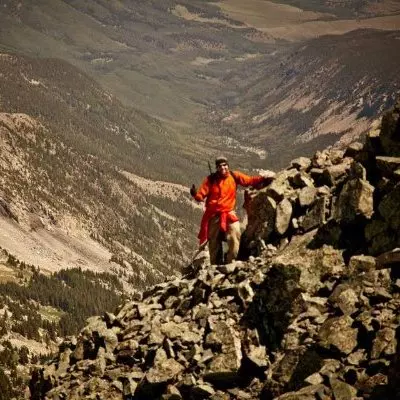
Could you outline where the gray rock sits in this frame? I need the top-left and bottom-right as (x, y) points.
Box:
(329, 377), (357, 400)
(246, 345), (269, 368)
(347, 349), (366, 366)
(348, 255), (377, 274)
(299, 196), (328, 232)
(378, 184), (400, 230)
(160, 321), (201, 344)
(310, 167), (324, 183)
(272, 232), (344, 292)
(318, 316), (358, 354)
(329, 285), (359, 316)
(298, 187), (317, 208)
(274, 384), (327, 399)
(56, 349), (72, 377)
(291, 157), (312, 171)
(365, 219), (394, 255)
(312, 150), (331, 169)
(275, 198), (293, 235)
(191, 384), (215, 397)
(334, 178), (374, 223)
(146, 349), (184, 384)
(244, 193), (276, 244)
(205, 322), (242, 382)
(379, 102), (400, 156)
(122, 377), (138, 396)
(304, 372), (324, 385)
(371, 328), (396, 359)
(322, 160), (352, 186)
(344, 141), (364, 158)
(291, 172), (314, 189)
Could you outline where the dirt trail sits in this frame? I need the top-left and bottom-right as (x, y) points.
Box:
(0, 216), (113, 274)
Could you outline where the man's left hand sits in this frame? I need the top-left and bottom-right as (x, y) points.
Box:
(262, 176), (274, 186)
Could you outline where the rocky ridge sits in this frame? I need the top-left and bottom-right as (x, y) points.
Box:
(29, 101), (400, 399)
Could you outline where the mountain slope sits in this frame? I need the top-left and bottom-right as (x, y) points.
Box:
(1, 1), (399, 171)
(0, 0), (273, 122)
(0, 52), (201, 288)
(205, 29), (400, 169)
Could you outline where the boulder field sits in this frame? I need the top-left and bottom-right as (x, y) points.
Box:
(30, 101), (400, 399)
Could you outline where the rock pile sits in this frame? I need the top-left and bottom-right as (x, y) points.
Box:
(30, 102), (400, 399)
(241, 99), (400, 259)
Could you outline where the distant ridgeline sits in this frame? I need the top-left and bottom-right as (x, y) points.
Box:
(30, 101), (400, 399)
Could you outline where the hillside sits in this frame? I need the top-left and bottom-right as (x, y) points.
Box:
(1, 1), (399, 169)
(205, 29), (400, 169)
(0, 52), (202, 288)
(29, 99), (400, 400)
(269, 0), (400, 18)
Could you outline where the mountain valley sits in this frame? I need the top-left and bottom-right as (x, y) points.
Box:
(0, 0), (399, 398)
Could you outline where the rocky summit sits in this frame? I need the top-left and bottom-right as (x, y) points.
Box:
(29, 101), (400, 399)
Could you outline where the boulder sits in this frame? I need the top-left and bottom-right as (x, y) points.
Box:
(298, 187), (317, 208)
(329, 377), (357, 400)
(318, 316), (358, 355)
(379, 100), (400, 156)
(272, 231), (344, 293)
(244, 192), (276, 244)
(275, 198), (293, 236)
(329, 284), (359, 316)
(348, 255), (376, 274)
(290, 157), (312, 171)
(376, 156), (400, 177)
(334, 178), (374, 223)
(299, 196), (328, 232)
(322, 159), (352, 186)
(344, 141), (364, 158)
(378, 183), (400, 230)
(146, 349), (184, 384)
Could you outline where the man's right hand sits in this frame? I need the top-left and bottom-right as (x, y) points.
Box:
(262, 176), (275, 186)
(190, 184), (197, 197)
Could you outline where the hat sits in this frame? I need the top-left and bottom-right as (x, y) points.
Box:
(215, 156), (228, 167)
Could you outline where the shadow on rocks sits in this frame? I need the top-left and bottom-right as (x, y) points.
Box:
(307, 218), (369, 264)
(241, 264), (302, 353)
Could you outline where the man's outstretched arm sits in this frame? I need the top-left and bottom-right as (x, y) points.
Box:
(233, 171), (274, 188)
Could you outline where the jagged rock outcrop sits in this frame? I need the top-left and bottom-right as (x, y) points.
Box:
(30, 102), (400, 399)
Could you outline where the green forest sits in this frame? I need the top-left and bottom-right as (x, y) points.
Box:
(0, 252), (128, 398)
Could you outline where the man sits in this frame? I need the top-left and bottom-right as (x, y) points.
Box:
(190, 156), (271, 264)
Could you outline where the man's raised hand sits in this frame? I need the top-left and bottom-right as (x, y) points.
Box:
(190, 184), (197, 197)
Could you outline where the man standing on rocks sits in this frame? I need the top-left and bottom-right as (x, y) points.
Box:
(190, 156), (272, 264)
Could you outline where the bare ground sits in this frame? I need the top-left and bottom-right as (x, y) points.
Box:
(0, 216), (114, 275)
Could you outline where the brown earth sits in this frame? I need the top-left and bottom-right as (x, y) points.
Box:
(215, 0), (400, 41)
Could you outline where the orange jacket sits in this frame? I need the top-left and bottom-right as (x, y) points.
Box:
(194, 171), (264, 213)
(194, 171), (264, 244)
